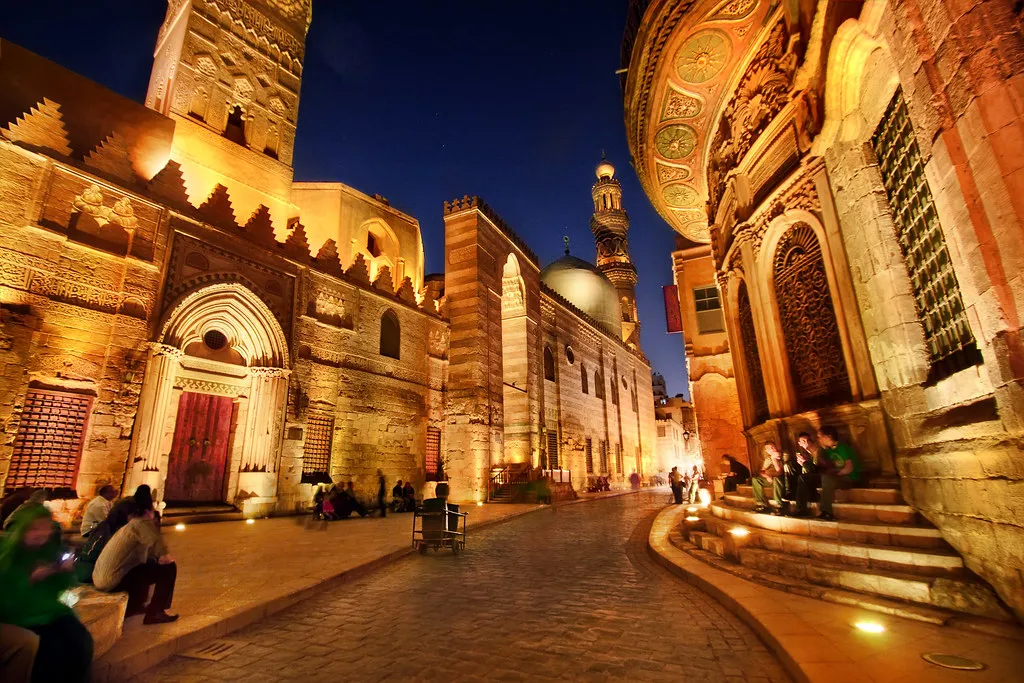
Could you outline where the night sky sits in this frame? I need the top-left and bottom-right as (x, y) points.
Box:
(4, 0), (689, 398)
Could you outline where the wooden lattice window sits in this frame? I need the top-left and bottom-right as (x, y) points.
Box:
(546, 429), (559, 469)
(301, 414), (334, 483)
(872, 89), (981, 382)
(6, 389), (92, 495)
(773, 224), (851, 409)
(585, 438), (594, 474)
(615, 443), (624, 474)
(425, 426), (442, 482)
(737, 282), (769, 422)
(599, 440), (610, 473)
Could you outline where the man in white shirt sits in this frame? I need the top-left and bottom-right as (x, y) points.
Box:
(81, 485), (117, 536)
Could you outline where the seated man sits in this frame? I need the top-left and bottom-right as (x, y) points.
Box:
(81, 485), (117, 536)
(345, 482), (369, 518)
(93, 508), (178, 625)
(751, 442), (785, 514)
(402, 481), (415, 511)
(720, 454), (750, 494)
(391, 480), (405, 512)
(815, 426), (861, 521)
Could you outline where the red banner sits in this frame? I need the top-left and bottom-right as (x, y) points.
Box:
(663, 285), (682, 334)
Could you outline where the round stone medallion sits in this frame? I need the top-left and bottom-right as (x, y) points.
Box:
(655, 125), (698, 160)
(662, 183), (700, 208)
(674, 30), (732, 84)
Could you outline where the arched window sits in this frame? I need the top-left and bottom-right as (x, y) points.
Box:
(594, 370), (605, 399)
(380, 310), (400, 359)
(581, 363), (589, 394)
(224, 105), (246, 145)
(772, 224), (850, 409)
(543, 346), (555, 381)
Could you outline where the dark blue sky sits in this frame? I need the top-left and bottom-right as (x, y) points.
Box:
(4, 0), (689, 397)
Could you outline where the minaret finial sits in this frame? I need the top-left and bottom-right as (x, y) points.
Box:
(563, 235), (570, 255)
(601, 148), (606, 160)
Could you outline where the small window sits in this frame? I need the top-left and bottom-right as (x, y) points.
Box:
(6, 389), (91, 495)
(657, 425), (667, 438)
(426, 427), (442, 482)
(581, 363), (589, 394)
(543, 346), (555, 381)
(565, 345), (575, 364)
(585, 438), (594, 474)
(367, 232), (382, 258)
(224, 105), (246, 145)
(301, 413), (334, 484)
(380, 310), (401, 359)
(599, 441), (610, 473)
(694, 285), (725, 334)
(616, 443), (624, 473)
(546, 429), (559, 469)
(594, 371), (605, 399)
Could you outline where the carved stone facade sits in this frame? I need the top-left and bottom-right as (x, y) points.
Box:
(0, 2), (656, 526)
(625, 0), (1024, 620)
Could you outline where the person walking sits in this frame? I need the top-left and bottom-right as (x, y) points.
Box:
(669, 467), (683, 504)
(377, 469), (387, 518)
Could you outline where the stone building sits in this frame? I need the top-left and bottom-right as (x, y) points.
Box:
(655, 396), (700, 474)
(623, 0), (1024, 620)
(0, 1), (655, 520)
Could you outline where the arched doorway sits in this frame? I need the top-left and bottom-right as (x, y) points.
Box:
(128, 283), (290, 514)
(500, 253), (530, 464)
(771, 223), (851, 410)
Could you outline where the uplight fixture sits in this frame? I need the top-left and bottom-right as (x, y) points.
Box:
(686, 506), (698, 513)
(728, 527), (750, 537)
(685, 516), (700, 522)
(246, 518), (255, 525)
(477, 501), (483, 507)
(174, 523), (186, 532)
(855, 621), (885, 634)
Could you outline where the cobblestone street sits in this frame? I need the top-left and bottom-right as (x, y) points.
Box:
(135, 493), (790, 682)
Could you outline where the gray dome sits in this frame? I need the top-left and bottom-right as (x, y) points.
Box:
(540, 255), (622, 335)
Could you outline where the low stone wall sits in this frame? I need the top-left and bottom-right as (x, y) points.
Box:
(73, 587), (127, 659)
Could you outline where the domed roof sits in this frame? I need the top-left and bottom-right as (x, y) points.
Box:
(596, 159), (616, 180)
(541, 255), (622, 335)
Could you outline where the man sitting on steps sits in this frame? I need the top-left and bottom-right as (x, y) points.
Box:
(815, 426), (862, 521)
(751, 442), (786, 514)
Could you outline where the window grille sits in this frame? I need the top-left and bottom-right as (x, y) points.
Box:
(302, 413), (334, 483)
(615, 443), (624, 473)
(425, 427), (442, 482)
(737, 282), (769, 422)
(871, 89), (981, 381)
(6, 389), (91, 495)
(694, 285), (725, 334)
(546, 429), (559, 470)
(585, 438), (594, 473)
(600, 440), (610, 473)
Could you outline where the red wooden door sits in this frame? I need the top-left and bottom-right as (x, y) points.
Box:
(165, 392), (234, 503)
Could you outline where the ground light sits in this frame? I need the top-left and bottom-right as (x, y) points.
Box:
(174, 523), (186, 532)
(477, 501), (483, 507)
(855, 621), (885, 634)
(728, 527), (750, 537)
(685, 516), (700, 522)
(246, 518), (255, 525)
(686, 506), (698, 513)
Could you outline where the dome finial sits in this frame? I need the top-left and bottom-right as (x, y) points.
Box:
(563, 234), (570, 255)
(596, 154), (615, 180)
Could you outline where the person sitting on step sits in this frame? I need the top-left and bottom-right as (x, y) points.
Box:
(391, 480), (405, 512)
(815, 426), (862, 521)
(751, 442), (785, 514)
(402, 481), (416, 511)
(719, 454), (750, 494)
(791, 432), (822, 518)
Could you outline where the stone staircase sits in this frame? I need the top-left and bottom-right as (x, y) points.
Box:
(675, 482), (1014, 625)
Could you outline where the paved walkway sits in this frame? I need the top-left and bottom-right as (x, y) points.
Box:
(130, 492), (789, 682)
(648, 504), (1024, 683)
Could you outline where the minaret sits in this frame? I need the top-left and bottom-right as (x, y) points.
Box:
(590, 156), (640, 349)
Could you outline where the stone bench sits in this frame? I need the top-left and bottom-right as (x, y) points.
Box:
(71, 586), (127, 659)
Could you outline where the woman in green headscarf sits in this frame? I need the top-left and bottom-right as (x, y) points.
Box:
(0, 503), (93, 682)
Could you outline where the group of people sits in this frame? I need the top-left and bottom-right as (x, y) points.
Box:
(0, 483), (178, 683)
(313, 471), (417, 520)
(668, 466), (702, 505)
(727, 426), (861, 520)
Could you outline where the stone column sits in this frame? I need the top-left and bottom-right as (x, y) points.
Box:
(237, 366), (289, 514)
(126, 343), (183, 495)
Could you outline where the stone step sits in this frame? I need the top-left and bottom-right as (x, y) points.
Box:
(162, 504), (244, 525)
(735, 547), (1012, 621)
(710, 501), (949, 550)
(735, 484), (903, 505)
(702, 515), (963, 577)
(723, 493), (918, 525)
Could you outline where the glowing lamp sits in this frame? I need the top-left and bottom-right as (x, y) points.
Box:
(174, 523), (186, 532)
(476, 501), (483, 507)
(685, 516), (700, 522)
(686, 506), (698, 513)
(855, 621), (885, 634)
(728, 527), (750, 538)
(246, 518), (255, 525)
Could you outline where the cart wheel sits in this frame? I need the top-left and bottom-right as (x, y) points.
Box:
(418, 542), (427, 555)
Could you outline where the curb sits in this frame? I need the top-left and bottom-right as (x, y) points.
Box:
(96, 490), (642, 681)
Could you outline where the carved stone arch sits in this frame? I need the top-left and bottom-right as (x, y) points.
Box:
(159, 281), (290, 368)
(764, 219), (851, 410)
(501, 253), (526, 318)
(170, 272), (287, 333)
